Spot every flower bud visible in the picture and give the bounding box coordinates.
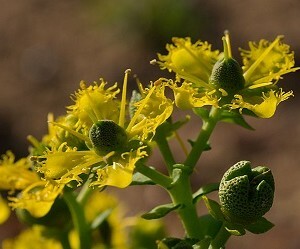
[219,161,274,224]
[89,120,128,156]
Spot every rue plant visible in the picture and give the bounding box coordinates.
[0,31,298,249]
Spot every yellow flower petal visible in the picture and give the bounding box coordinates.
[36,143,107,185]
[68,79,120,129]
[158,37,220,86]
[0,152,39,191]
[241,36,297,85]
[170,82,218,109]
[231,90,293,118]
[91,147,147,188]
[0,195,10,224]
[9,181,64,218]
[128,82,173,140]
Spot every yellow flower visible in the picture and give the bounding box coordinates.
[35,71,172,189]
[2,225,62,249]
[0,151,39,191]
[156,33,298,118]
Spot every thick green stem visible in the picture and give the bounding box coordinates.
[63,191,91,249]
[135,162,172,189]
[168,169,204,239]
[185,107,221,170]
[209,224,231,249]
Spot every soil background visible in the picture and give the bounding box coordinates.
[1,1,300,248]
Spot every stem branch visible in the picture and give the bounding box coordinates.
[185,107,221,170]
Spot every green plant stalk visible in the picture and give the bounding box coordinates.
[209,224,231,249]
[155,133,176,174]
[135,162,172,189]
[63,191,91,249]
[168,170,204,240]
[59,232,72,249]
[185,107,221,170]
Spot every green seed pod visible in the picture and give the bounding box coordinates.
[89,120,128,156]
[219,161,275,224]
[209,57,245,94]
[209,35,245,95]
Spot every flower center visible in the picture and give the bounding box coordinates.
[89,120,128,156]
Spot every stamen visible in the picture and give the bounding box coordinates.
[243,36,282,82]
[133,74,145,97]
[224,30,232,58]
[27,135,41,149]
[47,113,54,133]
[119,69,131,127]
[175,131,188,156]
[49,122,90,143]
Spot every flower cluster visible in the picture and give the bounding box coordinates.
[0,71,173,218]
[0,32,298,249]
[154,32,298,118]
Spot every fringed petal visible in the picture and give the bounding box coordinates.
[90,147,147,189]
[241,36,298,86]
[231,90,293,118]
[9,181,64,218]
[157,37,219,87]
[170,82,219,109]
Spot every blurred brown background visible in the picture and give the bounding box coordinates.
[1,0,300,248]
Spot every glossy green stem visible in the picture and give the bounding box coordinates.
[185,107,221,170]
[63,191,91,249]
[168,169,204,239]
[155,134,176,174]
[135,162,172,189]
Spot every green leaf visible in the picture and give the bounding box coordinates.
[193,107,210,121]
[198,214,223,238]
[171,168,182,186]
[202,196,225,221]
[224,222,246,236]
[245,217,274,234]
[141,203,181,220]
[90,208,113,230]
[193,183,220,203]
[131,172,155,185]
[219,110,254,130]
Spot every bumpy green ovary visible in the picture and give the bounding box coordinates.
[219,161,275,224]
[89,120,128,156]
[209,57,245,95]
